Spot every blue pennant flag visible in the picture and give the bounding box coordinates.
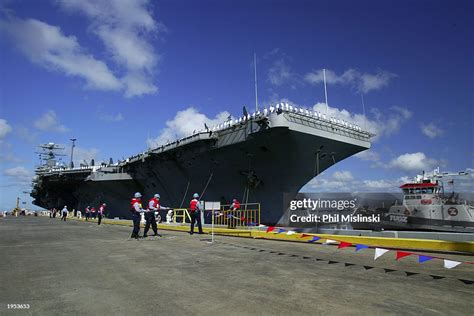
[308,236,320,243]
[355,244,369,251]
[248,222,256,226]
[226,214,232,219]
[276,228,286,234]
[418,255,433,263]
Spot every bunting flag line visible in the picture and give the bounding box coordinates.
[374,248,389,260]
[338,241,352,249]
[396,251,413,261]
[266,226,275,233]
[355,244,369,251]
[418,255,433,263]
[258,227,469,270]
[444,259,462,269]
[308,236,320,243]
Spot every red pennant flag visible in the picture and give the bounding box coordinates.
[241,217,246,221]
[266,226,275,233]
[338,241,352,249]
[396,251,412,260]
[300,234,312,238]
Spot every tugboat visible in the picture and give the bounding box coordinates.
[352,168,474,232]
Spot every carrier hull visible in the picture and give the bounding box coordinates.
[32,107,372,224]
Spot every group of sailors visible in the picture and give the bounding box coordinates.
[84,204,107,225]
[49,203,106,225]
[51,192,241,238]
[49,206,70,221]
[129,192,241,239]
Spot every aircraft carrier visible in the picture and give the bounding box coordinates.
[31,103,372,224]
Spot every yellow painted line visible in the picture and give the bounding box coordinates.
[66,217,474,253]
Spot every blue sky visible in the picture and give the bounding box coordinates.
[0,0,473,209]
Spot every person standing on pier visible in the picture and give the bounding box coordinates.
[189,193,203,235]
[143,194,162,237]
[97,203,106,225]
[91,207,96,220]
[130,192,145,239]
[61,206,68,221]
[85,206,90,221]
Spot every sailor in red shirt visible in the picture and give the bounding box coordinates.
[230,199,241,210]
[97,203,106,225]
[189,193,203,235]
[91,207,96,220]
[228,198,241,228]
[130,192,145,239]
[144,194,163,237]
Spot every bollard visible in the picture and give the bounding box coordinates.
[166,210,174,223]
[140,213,145,224]
[77,211,82,219]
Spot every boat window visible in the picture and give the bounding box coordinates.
[414,189,421,194]
[416,195,422,199]
[421,189,427,194]
[402,189,409,194]
[426,188,433,194]
[409,188,414,194]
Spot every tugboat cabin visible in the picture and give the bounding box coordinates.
[400,180,439,202]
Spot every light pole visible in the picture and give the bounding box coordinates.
[22,191,29,207]
[70,138,76,168]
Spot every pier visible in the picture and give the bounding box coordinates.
[1,216,473,314]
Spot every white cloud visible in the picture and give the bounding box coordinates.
[1,17,123,91]
[388,152,438,172]
[312,103,411,141]
[73,146,100,166]
[304,174,413,193]
[99,112,124,122]
[332,171,354,181]
[0,119,13,139]
[146,107,231,148]
[420,122,443,138]
[3,166,33,186]
[304,68,396,93]
[355,150,380,162]
[361,179,395,190]
[267,58,294,86]
[58,0,163,97]
[34,110,69,132]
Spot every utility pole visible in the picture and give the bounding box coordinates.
[70,138,76,168]
[22,191,29,207]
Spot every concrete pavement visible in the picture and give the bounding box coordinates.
[1,216,473,315]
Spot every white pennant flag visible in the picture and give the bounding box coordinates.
[444,259,462,269]
[286,230,296,235]
[374,248,389,260]
[324,239,337,245]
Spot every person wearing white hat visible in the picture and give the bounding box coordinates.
[61,205,68,221]
[130,192,145,239]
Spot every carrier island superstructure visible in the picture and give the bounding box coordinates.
[31,103,373,224]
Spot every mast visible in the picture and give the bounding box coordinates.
[323,68,329,115]
[254,53,259,112]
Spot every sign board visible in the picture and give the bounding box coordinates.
[204,201,220,210]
